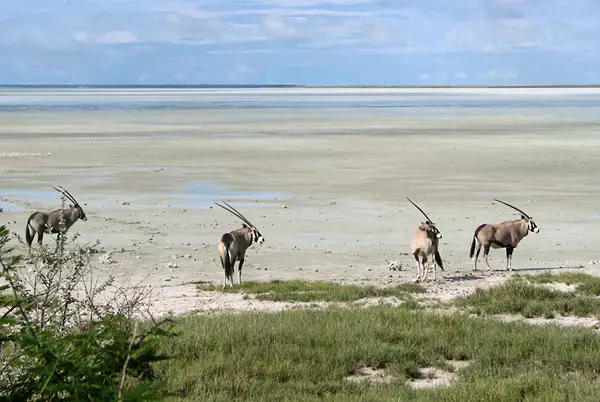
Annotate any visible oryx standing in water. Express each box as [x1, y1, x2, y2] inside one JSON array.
[[25, 186, 88, 247], [408, 198, 444, 282], [215, 201, 264, 288], [469, 199, 539, 272]]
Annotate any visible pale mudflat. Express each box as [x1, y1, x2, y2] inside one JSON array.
[[2, 107, 599, 316]]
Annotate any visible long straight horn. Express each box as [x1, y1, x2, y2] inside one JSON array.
[[494, 199, 530, 219], [214, 201, 254, 227], [61, 187, 82, 207], [53, 186, 77, 206], [221, 201, 256, 227], [407, 197, 433, 223]]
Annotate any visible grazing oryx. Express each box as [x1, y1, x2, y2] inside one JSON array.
[[469, 199, 539, 272], [25, 186, 87, 247], [408, 198, 444, 282], [215, 201, 264, 288]]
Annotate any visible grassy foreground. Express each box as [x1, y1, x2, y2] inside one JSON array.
[[198, 280, 425, 302], [458, 272, 600, 318], [154, 306, 600, 401]]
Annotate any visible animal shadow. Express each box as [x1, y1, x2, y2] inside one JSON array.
[[446, 274, 485, 281]]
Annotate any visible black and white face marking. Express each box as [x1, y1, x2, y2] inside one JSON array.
[[528, 218, 539, 233], [78, 205, 88, 221], [253, 228, 265, 244], [424, 221, 442, 240], [521, 215, 539, 233]]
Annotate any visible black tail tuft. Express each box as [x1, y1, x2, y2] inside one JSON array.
[[469, 237, 476, 259], [435, 251, 444, 271], [25, 219, 33, 247]]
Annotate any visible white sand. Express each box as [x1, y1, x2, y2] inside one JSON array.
[[2, 107, 599, 316]]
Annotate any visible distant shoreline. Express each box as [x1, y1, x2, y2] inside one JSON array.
[[1, 84, 600, 89]]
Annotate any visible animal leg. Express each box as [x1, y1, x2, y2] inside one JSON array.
[[37, 231, 44, 246], [483, 245, 492, 273], [432, 258, 437, 281], [229, 256, 237, 288], [506, 247, 514, 271], [473, 242, 482, 271], [413, 253, 421, 283], [238, 258, 245, 286], [421, 256, 430, 282], [220, 256, 228, 289]]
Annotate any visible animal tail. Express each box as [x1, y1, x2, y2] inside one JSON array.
[[469, 224, 485, 258], [25, 217, 33, 247], [435, 251, 444, 271], [469, 237, 476, 259], [219, 233, 234, 279]]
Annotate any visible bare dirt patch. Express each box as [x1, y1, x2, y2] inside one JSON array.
[[542, 282, 578, 293], [407, 360, 471, 390], [345, 366, 394, 384], [495, 313, 600, 329]]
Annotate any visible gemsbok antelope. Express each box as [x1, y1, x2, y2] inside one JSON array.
[[25, 186, 88, 247], [408, 198, 444, 282], [469, 199, 539, 272], [215, 201, 264, 288]]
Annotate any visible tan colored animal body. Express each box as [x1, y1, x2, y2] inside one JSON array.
[[215, 201, 264, 288], [469, 199, 539, 272], [25, 186, 87, 247], [408, 198, 444, 282]]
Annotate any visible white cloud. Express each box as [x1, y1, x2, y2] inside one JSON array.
[[228, 62, 256, 82], [257, 0, 374, 6], [74, 31, 88, 42], [262, 15, 297, 37], [95, 30, 138, 44], [480, 69, 519, 80], [152, 1, 218, 20]]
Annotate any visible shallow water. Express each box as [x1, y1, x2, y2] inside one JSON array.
[[2, 87, 600, 117]]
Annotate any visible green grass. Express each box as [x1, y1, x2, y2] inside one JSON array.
[[523, 272, 600, 296], [198, 280, 425, 303], [457, 273, 600, 318], [154, 306, 600, 401]]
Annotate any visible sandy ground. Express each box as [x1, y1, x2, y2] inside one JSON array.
[[1, 109, 600, 316]]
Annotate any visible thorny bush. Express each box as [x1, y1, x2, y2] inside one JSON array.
[[0, 202, 175, 401]]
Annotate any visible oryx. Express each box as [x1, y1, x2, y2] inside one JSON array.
[[408, 198, 444, 282], [215, 201, 264, 288], [469, 199, 539, 272], [25, 186, 87, 247]]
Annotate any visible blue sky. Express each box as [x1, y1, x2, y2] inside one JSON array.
[[1, 0, 599, 85]]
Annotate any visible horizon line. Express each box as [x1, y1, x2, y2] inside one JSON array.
[[2, 84, 600, 89]]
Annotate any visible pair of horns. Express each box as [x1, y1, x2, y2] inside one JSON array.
[[494, 199, 531, 219], [52, 186, 81, 207], [214, 201, 256, 228], [408, 197, 532, 221], [407, 197, 434, 223]]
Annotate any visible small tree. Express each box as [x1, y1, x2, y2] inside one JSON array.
[[0, 202, 174, 400]]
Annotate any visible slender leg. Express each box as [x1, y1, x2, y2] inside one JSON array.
[[238, 258, 245, 286], [229, 256, 237, 288], [37, 231, 44, 246], [421, 257, 430, 282], [413, 253, 421, 283], [483, 245, 492, 273], [432, 258, 437, 281], [221, 257, 227, 289], [473, 243, 481, 271], [506, 247, 514, 271]]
